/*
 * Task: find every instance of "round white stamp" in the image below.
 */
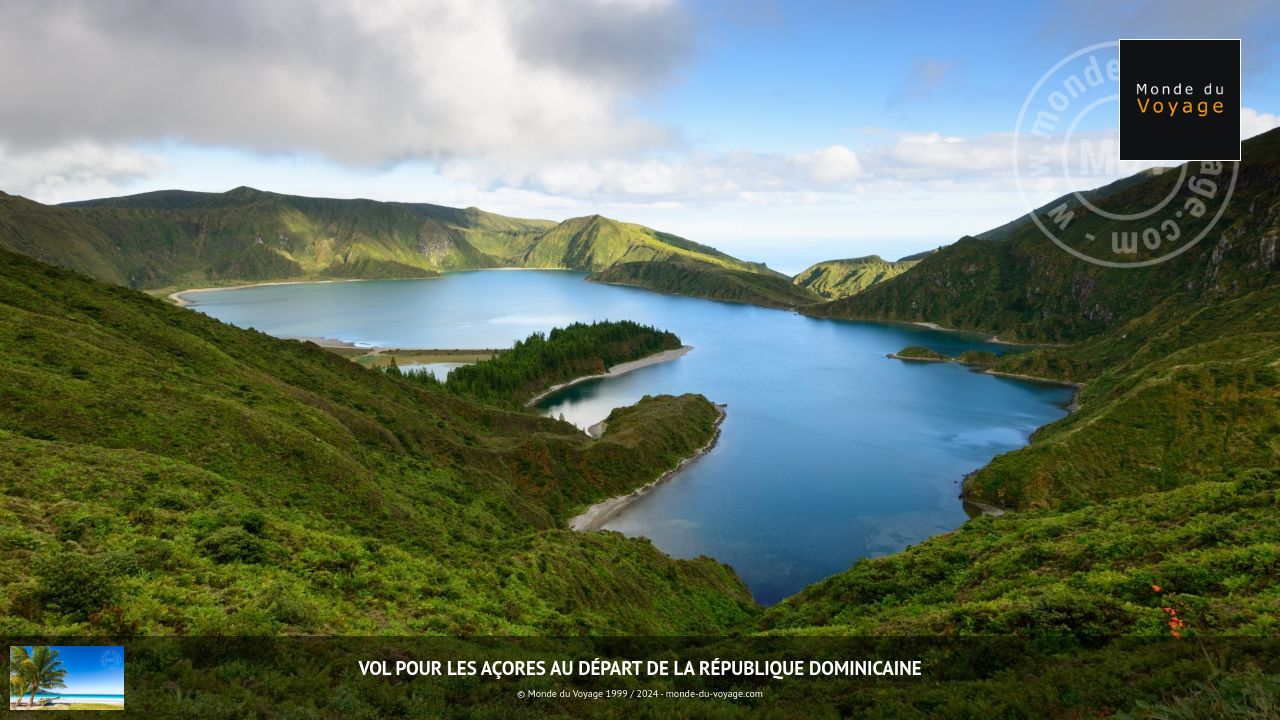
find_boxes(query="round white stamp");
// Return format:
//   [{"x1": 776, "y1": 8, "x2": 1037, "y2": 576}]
[
  {"x1": 1013, "y1": 41, "x2": 1238, "y2": 268},
  {"x1": 99, "y1": 647, "x2": 123, "y2": 669}
]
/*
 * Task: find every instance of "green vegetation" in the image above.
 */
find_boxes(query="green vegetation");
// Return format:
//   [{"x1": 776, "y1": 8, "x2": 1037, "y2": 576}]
[
  {"x1": 9, "y1": 646, "x2": 67, "y2": 709},
  {"x1": 0, "y1": 188, "x2": 776, "y2": 294},
  {"x1": 805, "y1": 130, "x2": 1280, "y2": 344},
  {"x1": 792, "y1": 255, "x2": 917, "y2": 300},
  {"x1": 0, "y1": 248, "x2": 754, "y2": 635},
  {"x1": 348, "y1": 348, "x2": 499, "y2": 369},
  {"x1": 762, "y1": 467, "x2": 1280, "y2": 636},
  {"x1": 0, "y1": 127, "x2": 1276, "y2": 718},
  {"x1": 516, "y1": 214, "x2": 765, "y2": 273},
  {"x1": 415, "y1": 320, "x2": 681, "y2": 406},
  {"x1": 742, "y1": 130, "x2": 1280, "y2": 713},
  {"x1": 590, "y1": 260, "x2": 819, "y2": 308},
  {"x1": 965, "y1": 284, "x2": 1280, "y2": 510},
  {"x1": 955, "y1": 349, "x2": 999, "y2": 368},
  {"x1": 889, "y1": 345, "x2": 950, "y2": 362}
]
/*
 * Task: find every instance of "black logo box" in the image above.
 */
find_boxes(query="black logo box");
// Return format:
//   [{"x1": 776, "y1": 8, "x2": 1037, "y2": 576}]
[{"x1": 1120, "y1": 39, "x2": 1241, "y2": 161}]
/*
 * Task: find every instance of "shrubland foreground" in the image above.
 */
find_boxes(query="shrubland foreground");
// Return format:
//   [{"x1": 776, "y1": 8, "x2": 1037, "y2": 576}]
[
  {"x1": 2, "y1": 131, "x2": 1279, "y2": 715},
  {"x1": 0, "y1": 247, "x2": 753, "y2": 636}
]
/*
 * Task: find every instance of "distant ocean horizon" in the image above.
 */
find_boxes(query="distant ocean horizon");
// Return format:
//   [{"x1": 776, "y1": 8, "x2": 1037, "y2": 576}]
[{"x1": 9, "y1": 692, "x2": 124, "y2": 704}]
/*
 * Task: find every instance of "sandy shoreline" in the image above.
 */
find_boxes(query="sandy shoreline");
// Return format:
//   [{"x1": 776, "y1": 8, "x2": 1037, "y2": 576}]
[
  {"x1": 168, "y1": 278, "x2": 370, "y2": 308},
  {"x1": 569, "y1": 404, "x2": 726, "y2": 532},
  {"x1": 166, "y1": 275, "x2": 448, "y2": 308},
  {"x1": 526, "y1": 345, "x2": 693, "y2": 406}
]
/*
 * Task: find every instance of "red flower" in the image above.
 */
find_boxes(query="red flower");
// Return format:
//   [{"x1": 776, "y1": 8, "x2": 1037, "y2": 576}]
[{"x1": 1152, "y1": 584, "x2": 1162, "y2": 593}]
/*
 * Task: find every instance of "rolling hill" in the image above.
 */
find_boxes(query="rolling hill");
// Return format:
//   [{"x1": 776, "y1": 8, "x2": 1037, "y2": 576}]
[
  {"x1": 0, "y1": 187, "x2": 771, "y2": 292},
  {"x1": 805, "y1": 128, "x2": 1280, "y2": 344},
  {"x1": 792, "y1": 255, "x2": 918, "y2": 300},
  {"x1": 589, "y1": 259, "x2": 820, "y2": 308},
  {"x1": 0, "y1": 246, "x2": 755, "y2": 635}
]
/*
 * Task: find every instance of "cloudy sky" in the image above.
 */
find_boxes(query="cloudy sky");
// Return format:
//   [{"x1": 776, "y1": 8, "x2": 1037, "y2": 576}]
[{"x1": 2, "y1": 0, "x2": 1278, "y2": 272}]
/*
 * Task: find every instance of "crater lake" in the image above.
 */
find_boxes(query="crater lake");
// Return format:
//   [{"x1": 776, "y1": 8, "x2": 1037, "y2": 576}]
[{"x1": 181, "y1": 271, "x2": 1073, "y2": 604}]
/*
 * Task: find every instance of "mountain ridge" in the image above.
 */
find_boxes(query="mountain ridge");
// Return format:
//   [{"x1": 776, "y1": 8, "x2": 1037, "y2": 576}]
[
  {"x1": 0, "y1": 187, "x2": 768, "y2": 292},
  {"x1": 792, "y1": 254, "x2": 918, "y2": 300}
]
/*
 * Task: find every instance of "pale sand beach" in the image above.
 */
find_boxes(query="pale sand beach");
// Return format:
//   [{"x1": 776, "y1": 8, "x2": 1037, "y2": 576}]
[
  {"x1": 526, "y1": 345, "x2": 694, "y2": 406},
  {"x1": 168, "y1": 279, "x2": 364, "y2": 307},
  {"x1": 167, "y1": 275, "x2": 445, "y2": 308},
  {"x1": 569, "y1": 404, "x2": 725, "y2": 532}
]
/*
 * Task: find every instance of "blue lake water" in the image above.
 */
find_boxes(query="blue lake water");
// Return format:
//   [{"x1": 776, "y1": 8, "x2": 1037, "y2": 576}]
[{"x1": 183, "y1": 271, "x2": 1072, "y2": 604}]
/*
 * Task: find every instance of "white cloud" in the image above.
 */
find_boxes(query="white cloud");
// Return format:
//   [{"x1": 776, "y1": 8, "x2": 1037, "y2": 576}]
[
  {"x1": 0, "y1": 0, "x2": 689, "y2": 166},
  {"x1": 792, "y1": 146, "x2": 863, "y2": 183},
  {"x1": 1242, "y1": 108, "x2": 1280, "y2": 139},
  {"x1": 443, "y1": 144, "x2": 866, "y2": 202},
  {"x1": 0, "y1": 142, "x2": 168, "y2": 205}
]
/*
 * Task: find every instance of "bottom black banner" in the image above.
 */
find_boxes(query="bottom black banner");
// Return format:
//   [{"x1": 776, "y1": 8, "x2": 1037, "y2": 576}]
[{"x1": 6, "y1": 636, "x2": 1280, "y2": 718}]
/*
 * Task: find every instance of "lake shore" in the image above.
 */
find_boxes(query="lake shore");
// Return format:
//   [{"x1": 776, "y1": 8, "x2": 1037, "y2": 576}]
[
  {"x1": 985, "y1": 369, "x2": 1083, "y2": 412},
  {"x1": 570, "y1": 404, "x2": 726, "y2": 532},
  {"x1": 526, "y1": 345, "x2": 694, "y2": 406},
  {"x1": 886, "y1": 351, "x2": 949, "y2": 362},
  {"x1": 168, "y1": 279, "x2": 368, "y2": 308},
  {"x1": 908, "y1": 320, "x2": 1066, "y2": 347},
  {"x1": 166, "y1": 275, "x2": 447, "y2": 308}
]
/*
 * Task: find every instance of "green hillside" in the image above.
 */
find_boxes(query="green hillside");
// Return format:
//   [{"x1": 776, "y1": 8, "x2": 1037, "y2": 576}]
[
  {"x1": 742, "y1": 137, "x2": 1280, "y2": 716},
  {"x1": 965, "y1": 284, "x2": 1280, "y2": 510},
  {"x1": 792, "y1": 255, "x2": 917, "y2": 300},
  {"x1": 0, "y1": 247, "x2": 755, "y2": 635},
  {"x1": 589, "y1": 260, "x2": 819, "y2": 308},
  {"x1": 433, "y1": 320, "x2": 681, "y2": 406},
  {"x1": 0, "y1": 188, "x2": 775, "y2": 293},
  {"x1": 805, "y1": 129, "x2": 1280, "y2": 343},
  {"x1": 762, "y1": 467, "x2": 1279, "y2": 637},
  {"x1": 753, "y1": 130, "x2": 1278, "y2": 677},
  {"x1": 516, "y1": 214, "x2": 765, "y2": 273}
]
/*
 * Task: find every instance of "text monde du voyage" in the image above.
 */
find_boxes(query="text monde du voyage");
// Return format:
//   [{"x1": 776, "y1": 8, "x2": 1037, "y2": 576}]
[{"x1": 1134, "y1": 82, "x2": 1228, "y2": 118}]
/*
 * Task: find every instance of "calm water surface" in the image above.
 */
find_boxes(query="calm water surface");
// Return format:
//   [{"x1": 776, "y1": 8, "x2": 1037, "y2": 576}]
[{"x1": 185, "y1": 272, "x2": 1072, "y2": 603}]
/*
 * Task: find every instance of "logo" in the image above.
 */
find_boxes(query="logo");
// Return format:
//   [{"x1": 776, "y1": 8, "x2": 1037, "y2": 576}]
[
  {"x1": 1120, "y1": 39, "x2": 1241, "y2": 161},
  {"x1": 99, "y1": 647, "x2": 123, "y2": 669},
  {"x1": 1013, "y1": 41, "x2": 1238, "y2": 268}
]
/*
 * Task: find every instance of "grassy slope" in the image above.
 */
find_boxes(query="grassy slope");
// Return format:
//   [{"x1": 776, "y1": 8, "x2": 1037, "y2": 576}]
[
  {"x1": 589, "y1": 260, "x2": 819, "y2": 308},
  {"x1": 792, "y1": 255, "x2": 917, "y2": 300},
  {"x1": 787, "y1": 129, "x2": 1280, "y2": 510},
  {"x1": 0, "y1": 188, "x2": 783, "y2": 295},
  {"x1": 761, "y1": 468, "x2": 1280, "y2": 636},
  {"x1": 760, "y1": 132, "x2": 1280, "y2": 703},
  {"x1": 805, "y1": 129, "x2": 1280, "y2": 344},
  {"x1": 0, "y1": 248, "x2": 755, "y2": 635},
  {"x1": 968, "y1": 286, "x2": 1280, "y2": 510},
  {"x1": 520, "y1": 215, "x2": 764, "y2": 273}
]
